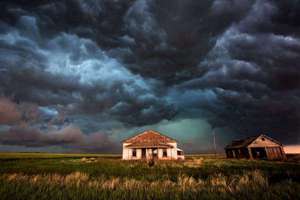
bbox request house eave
[125,144,174,149]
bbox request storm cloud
[0,125,118,152]
[0,0,300,152]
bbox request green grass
[0,153,299,200]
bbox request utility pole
[213,128,217,157]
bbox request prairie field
[0,153,299,200]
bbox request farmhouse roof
[225,134,282,149]
[123,130,176,148]
[125,142,173,148]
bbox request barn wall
[265,147,285,160]
[248,136,285,160]
[226,135,286,160]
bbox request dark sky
[0,0,300,153]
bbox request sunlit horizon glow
[284,145,300,154]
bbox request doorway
[251,148,267,159]
[142,148,146,159]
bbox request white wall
[168,142,178,160]
[122,142,182,160]
[123,143,142,160]
[122,143,130,160]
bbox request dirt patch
[80,157,98,163]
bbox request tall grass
[0,153,299,199]
[0,170,299,200]
[0,156,299,182]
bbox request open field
[0,153,299,200]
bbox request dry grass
[0,153,299,199]
[184,157,204,168]
[0,170,292,196]
[2,170,266,190]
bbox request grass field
[0,153,299,200]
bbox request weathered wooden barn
[225,134,286,160]
[122,130,185,160]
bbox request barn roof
[225,136,257,149]
[225,134,282,149]
[123,130,176,148]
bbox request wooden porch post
[248,147,253,159]
[232,150,236,158]
[146,148,151,160]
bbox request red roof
[125,143,173,148]
[123,130,176,148]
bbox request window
[177,151,182,156]
[163,149,167,157]
[132,149,136,157]
[261,137,265,141]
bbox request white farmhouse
[122,130,185,160]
